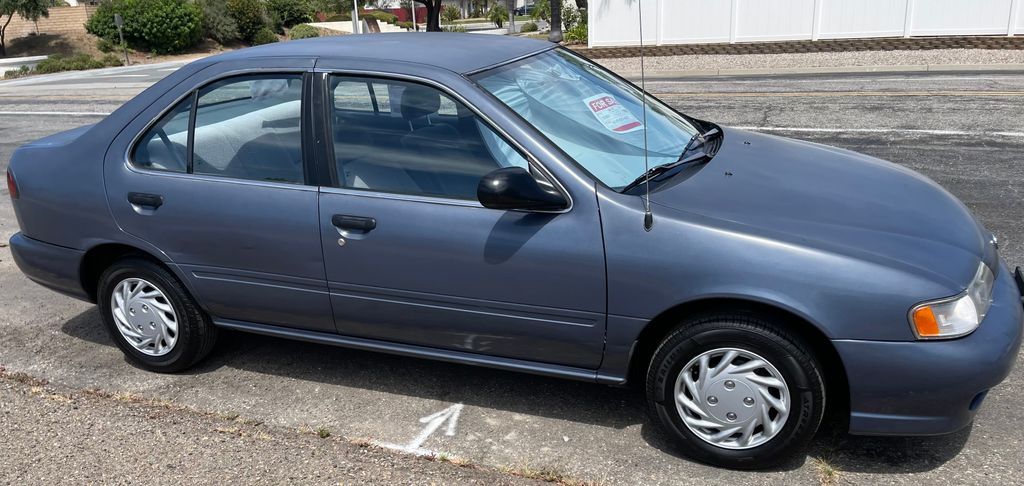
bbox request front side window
[472,49,700,190]
[131,73,306,185]
[329,75,529,200]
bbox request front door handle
[127,192,163,209]
[332,214,376,232]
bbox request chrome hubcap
[674,347,791,450]
[110,278,178,356]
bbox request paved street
[1,66,1022,485]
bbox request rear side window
[192,75,304,184]
[130,73,306,185]
[132,97,191,173]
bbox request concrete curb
[616,63,1024,79]
[0,55,48,76]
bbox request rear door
[104,60,334,333]
[315,71,607,368]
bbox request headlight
[910,262,995,339]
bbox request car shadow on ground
[61,308,969,474]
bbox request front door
[105,68,333,332]
[317,73,607,368]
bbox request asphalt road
[1,66,1023,485]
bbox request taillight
[6,169,18,199]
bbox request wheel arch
[79,242,172,303]
[627,297,849,423]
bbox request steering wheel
[155,128,187,171]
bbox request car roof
[205,33,556,74]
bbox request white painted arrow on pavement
[379,403,464,455]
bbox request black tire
[646,313,825,470]
[97,257,217,373]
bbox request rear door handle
[127,192,163,209]
[332,214,376,232]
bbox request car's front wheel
[646,313,825,469]
[97,257,217,373]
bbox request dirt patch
[4,32,235,66]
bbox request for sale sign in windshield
[584,93,644,134]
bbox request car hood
[650,127,992,291]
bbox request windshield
[472,49,700,190]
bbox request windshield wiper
[678,127,721,163]
[620,128,722,194]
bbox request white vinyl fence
[588,0,1024,47]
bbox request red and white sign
[584,93,643,134]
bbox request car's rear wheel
[97,257,217,372]
[646,313,825,469]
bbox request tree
[0,0,49,57]
[413,0,442,31]
[487,3,506,28]
[548,0,561,42]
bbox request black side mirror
[477,167,569,212]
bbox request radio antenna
[638,0,653,231]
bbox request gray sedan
[6,34,1023,469]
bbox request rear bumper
[9,232,89,301]
[835,261,1023,436]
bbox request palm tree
[548,0,562,42]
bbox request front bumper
[9,232,89,301]
[835,261,1024,436]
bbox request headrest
[400,84,441,121]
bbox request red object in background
[7,170,18,199]
[381,7,427,23]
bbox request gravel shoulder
[0,369,548,486]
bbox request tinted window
[192,74,304,184]
[329,76,528,199]
[132,97,191,173]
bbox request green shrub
[84,0,202,54]
[227,0,268,43]
[33,53,122,74]
[441,4,460,22]
[487,4,507,28]
[361,10,397,24]
[520,21,537,32]
[3,65,32,80]
[561,4,580,31]
[531,0,550,22]
[251,27,279,45]
[85,0,121,41]
[96,37,117,52]
[564,22,587,44]
[397,20,413,30]
[135,0,203,53]
[266,0,313,28]
[324,12,349,22]
[198,0,240,44]
[288,23,319,39]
